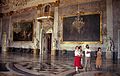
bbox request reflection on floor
[0,52,120,76]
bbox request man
[84,44,91,71]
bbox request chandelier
[72,2,85,33]
[13,22,21,34]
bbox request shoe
[89,67,92,71]
[75,71,79,74]
[79,66,83,69]
[99,68,102,71]
[85,68,87,72]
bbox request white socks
[76,67,78,71]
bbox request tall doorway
[46,33,52,55]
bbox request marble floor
[0,52,120,76]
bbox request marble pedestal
[2,32,7,52]
[106,51,112,59]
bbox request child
[96,47,102,69]
[78,46,84,68]
[74,46,81,73]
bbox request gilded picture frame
[61,12,102,44]
[12,20,33,41]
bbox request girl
[74,46,81,73]
[79,46,84,68]
[96,47,102,69]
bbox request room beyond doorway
[46,33,52,55]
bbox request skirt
[74,56,81,67]
[96,57,102,66]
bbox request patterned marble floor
[0,52,120,76]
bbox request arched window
[44,5,50,13]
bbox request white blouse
[74,50,80,56]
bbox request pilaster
[51,7,59,56]
[106,0,113,59]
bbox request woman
[96,47,102,69]
[74,46,81,73]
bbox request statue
[106,37,114,51]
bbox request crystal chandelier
[13,22,21,34]
[72,2,85,33]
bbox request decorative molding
[1,1,59,17]
[1,0,57,13]
[59,0,102,7]
[1,6,36,17]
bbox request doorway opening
[46,33,52,55]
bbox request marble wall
[1,8,38,49]
[113,0,120,58]
[0,18,2,46]
[58,0,107,51]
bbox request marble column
[51,7,59,56]
[106,0,113,38]
[106,0,113,59]
[35,18,43,61]
[34,21,40,55]
[8,16,11,48]
[2,32,7,52]
[39,22,43,55]
[0,18,2,47]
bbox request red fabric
[87,51,91,54]
[74,56,81,67]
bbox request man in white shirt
[84,44,91,71]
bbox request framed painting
[13,21,33,41]
[62,12,102,44]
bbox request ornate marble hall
[0,0,120,76]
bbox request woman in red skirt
[74,46,82,73]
